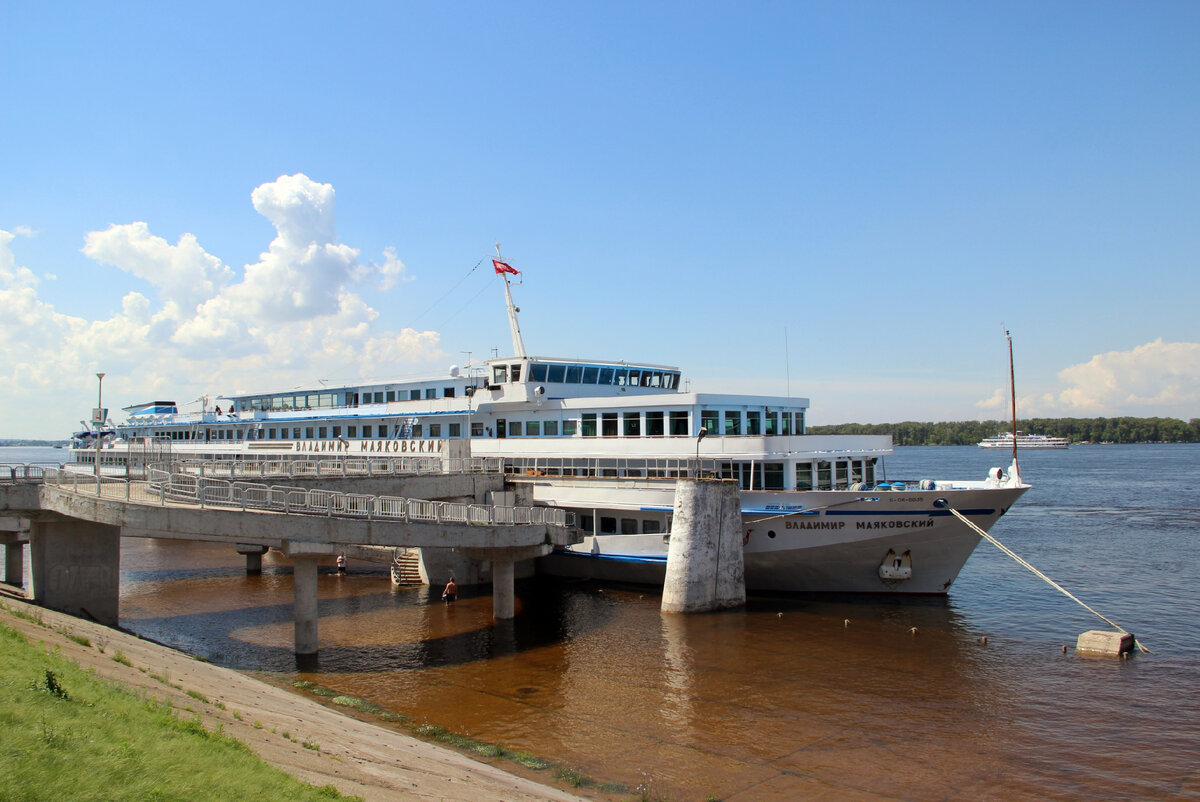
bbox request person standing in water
[441,576,457,602]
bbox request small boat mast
[494,243,527,358]
[1006,328,1021,480]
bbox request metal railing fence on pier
[44,466,574,529]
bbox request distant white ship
[978,431,1068,449]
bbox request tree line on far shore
[806,417,1200,445]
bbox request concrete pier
[292,555,320,656]
[5,541,23,587]
[29,519,121,626]
[492,560,515,619]
[661,479,745,614]
[237,543,269,575]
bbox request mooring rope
[949,507,1150,653]
[748,496,878,524]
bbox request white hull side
[530,480,1027,594]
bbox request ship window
[700,410,718,434]
[547,364,565,383]
[621,518,638,535]
[782,412,792,436]
[643,520,662,534]
[797,411,806,434]
[318,427,327,438]
[429,424,441,437]
[598,367,614,385]
[420,388,431,399]
[746,411,761,436]
[386,391,395,402]
[627,370,640,387]
[582,366,599,383]
[563,419,577,436]
[236,430,244,440]
[543,420,558,436]
[565,365,582,383]
[796,462,813,490]
[510,364,521,382]
[765,411,777,436]
[669,411,689,435]
[602,413,618,437]
[471,422,484,437]
[724,412,741,435]
[614,370,627,387]
[448,423,460,437]
[581,414,597,437]
[600,517,617,534]
[866,458,877,485]
[493,365,508,384]
[305,427,314,439]
[348,426,357,437]
[332,426,341,437]
[362,425,372,438]
[530,363,548,382]
[509,422,523,437]
[409,390,419,400]
[644,372,657,387]
[292,428,301,439]
[411,424,423,437]
[623,413,640,437]
[581,515,594,533]
[817,460,832,490]
[443,387,455,398]
[764,463,785,490]
[526,421,539,436]
[646,411,664,436]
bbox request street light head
[697,429,707,440]
[97,372,106,380]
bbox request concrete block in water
[1076,630,1135,656]
[662,479,745,613]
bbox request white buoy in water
[1076,630,1135,657]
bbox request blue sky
[2,2,1198,439]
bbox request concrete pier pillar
[29,519,121,626]
[662,479,745,613]
[492,559,515,620]
[5,541,24,587]
[237,544,269,575]
[292,555,320,656]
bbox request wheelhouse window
[669,411,689,436]
[746,411,761,436]
[530,363,548,382]
[582,366,599,383]
[724,411,741,435]
[700,410,718,434]
[547,364,565,382]
[765,411,777,436]
[565,365,582,383]
[598,367,614,385]
[493,365,508,384]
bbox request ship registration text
[786,518,934,530]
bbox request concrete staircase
[389,549,423,585]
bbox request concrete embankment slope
[0,595,589,802]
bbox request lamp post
[95,372,106,477]
[695,427,707,478]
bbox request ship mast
[495,243,527,358]
[1006,328,1020,476]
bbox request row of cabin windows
[580,515,667,535]
[238,386,463,412]
[699,409,805,436]
[493,362,682,390]
[712,458,878,490]
[152,423,464,441]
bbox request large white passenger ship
[73,255,1029,593]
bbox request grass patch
[0,619,359,800]
[60,630,91,648]
[185,689,210,704]
[111,650,132,667]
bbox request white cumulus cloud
[0,174,443,438]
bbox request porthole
[768,530,777,539]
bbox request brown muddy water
[12,445,1200,799]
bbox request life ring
[743,528,752,546]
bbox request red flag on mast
[493,259,519,275]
